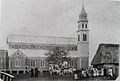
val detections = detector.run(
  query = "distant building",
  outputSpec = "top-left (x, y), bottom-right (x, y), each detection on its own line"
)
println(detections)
top-left (0, 50), bottom-right (9, 71)
top-left (0, 4), bottom-right (90, 74)
top-left (91, 43), bottom-right (119, 76)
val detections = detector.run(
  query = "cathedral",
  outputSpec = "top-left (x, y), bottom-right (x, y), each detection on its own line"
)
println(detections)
top-left (0, 4), bottom-right (90, 74)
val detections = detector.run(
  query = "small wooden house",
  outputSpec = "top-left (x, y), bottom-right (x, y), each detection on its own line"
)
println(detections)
top-left (91, 43), bottom-right (119, 76)
top-left (9, 49), bottom-right (27, 74)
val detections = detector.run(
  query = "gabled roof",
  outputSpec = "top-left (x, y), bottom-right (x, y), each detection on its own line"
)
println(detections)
top-left (91, 43), bottom-right (119, 65)
top-left (7, 35), bottom-right (77, 45)
top-left (8, 49), bottom-right (47, 57)
top-left (9, 49), bottom-right (27, 57)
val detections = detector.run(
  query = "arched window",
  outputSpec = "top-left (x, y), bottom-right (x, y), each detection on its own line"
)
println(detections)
top-left (78, 34), bottom-right (80, 41)
top-left (83, 34), bottom-right (87, 41)
top-left (85, 24), bottom-right (87, 28)
top-left (30, 60), bottom-right (36, 67)
top-left (15, 58), bottom-right (21, 67)
top-left (41, 60), bottom-right (45, 67)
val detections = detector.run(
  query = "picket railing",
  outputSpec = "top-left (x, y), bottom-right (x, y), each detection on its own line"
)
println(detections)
top-left (0, 71), bottom-right (14, 81)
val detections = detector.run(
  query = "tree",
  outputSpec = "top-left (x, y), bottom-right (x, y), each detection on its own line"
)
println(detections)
top-left (45, 46), bottom-right (71, 65)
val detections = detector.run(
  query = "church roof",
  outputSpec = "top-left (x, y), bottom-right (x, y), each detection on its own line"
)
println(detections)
top-left (9, 49), bottom-right (27, 57)
top-left (7, 35), bottom-right (77, 45)
top-left (91, 43), bottom-right (119, 65)
top-left (8, 49), bottom-right (78, 58)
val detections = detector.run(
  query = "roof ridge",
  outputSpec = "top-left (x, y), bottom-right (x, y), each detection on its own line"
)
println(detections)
top-left (8, 34), bottom-right (77, 39)
top-left (100, 43), bottom-right (119, 45)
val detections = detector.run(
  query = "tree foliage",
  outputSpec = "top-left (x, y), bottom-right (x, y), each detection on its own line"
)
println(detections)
top-left (45, 46), bottom-right (71, 65)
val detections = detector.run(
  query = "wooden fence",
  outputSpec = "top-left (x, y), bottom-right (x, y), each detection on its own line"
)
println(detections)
top-left (0, 71), bottom-right (14, 81)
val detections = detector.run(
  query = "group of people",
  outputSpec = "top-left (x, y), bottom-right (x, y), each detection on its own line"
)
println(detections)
top-left (30, 67), bottom-right (39, 77)
top-left (73, 67), bottom-right (116, 80)
top-left (28, 65), bottom-right (118, 80)
top-left (48, 64), bottom-right (76, 75)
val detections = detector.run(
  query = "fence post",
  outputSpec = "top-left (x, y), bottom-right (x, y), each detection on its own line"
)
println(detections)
top-left (9, 78), bottom-right (12, 81)
top-left (1, 73), bottom-right (3, 79)
top-left (3, 74), bottom-right (5, 81)
top-left (6, 76), bottom-right (8, 81)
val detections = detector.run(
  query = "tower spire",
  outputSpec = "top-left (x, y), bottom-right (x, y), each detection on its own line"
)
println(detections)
top-left (78, 0), bottom-right (88, 22)
top-left (81, 0), bottom-right (86, 14)
top-left (82, 0), bottom-right (84, 8)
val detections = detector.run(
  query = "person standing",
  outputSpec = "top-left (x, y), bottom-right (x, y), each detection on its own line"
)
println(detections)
top-left (30, 67), bottom-right (34, 77)
top-left (79, 69), bottom-right (82, 80)
top-left (109, 67), bottom-right (113, 77)
top-left (35, 67), bottom-right (39, 77)
top-left (101, 68), bottom-right (104, 76)
top-left (74, 70), bottom-right (78, 80)
top-left (104, 67), bottom-right (107, 76)
top-left (91, 69), bottom-right (94, 77)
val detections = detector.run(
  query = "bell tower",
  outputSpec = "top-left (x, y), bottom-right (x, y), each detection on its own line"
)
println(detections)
top-left (77, 0), bottom-right (89, 69)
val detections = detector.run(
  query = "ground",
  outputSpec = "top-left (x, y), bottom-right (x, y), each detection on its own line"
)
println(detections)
top-left (13, 74), bottom-right (116, 81)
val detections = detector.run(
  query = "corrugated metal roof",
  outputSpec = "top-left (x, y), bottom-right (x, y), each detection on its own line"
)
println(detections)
top-left (91, 43), bottom-right (119, 65)
top-left (7, 35), bottom-right (77, 45)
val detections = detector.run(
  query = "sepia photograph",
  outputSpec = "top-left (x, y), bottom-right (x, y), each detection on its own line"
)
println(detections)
top-left (0, 0), bottom-right (120, 81)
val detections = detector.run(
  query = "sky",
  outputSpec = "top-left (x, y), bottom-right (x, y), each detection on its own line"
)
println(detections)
top-left (0, 0), bottom-right (120, 63)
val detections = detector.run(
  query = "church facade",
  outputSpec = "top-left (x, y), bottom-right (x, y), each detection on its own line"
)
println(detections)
top-left (0, 5), bottom-right (90, 74)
